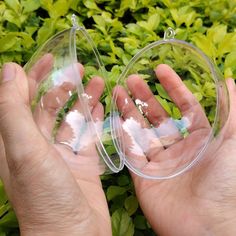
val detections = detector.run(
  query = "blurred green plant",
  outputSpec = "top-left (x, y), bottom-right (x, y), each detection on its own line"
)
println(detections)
top-left (0, 0), bottom-right (236, 235)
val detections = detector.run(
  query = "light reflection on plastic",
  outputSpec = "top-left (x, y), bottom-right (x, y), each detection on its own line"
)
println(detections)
top-left (121, 116), bottom-right (191, 156)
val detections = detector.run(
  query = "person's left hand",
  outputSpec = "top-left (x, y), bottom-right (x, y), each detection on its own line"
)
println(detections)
top-left (0, 62), bottom-right (111, 236)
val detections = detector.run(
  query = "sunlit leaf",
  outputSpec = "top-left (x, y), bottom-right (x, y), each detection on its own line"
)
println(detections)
top-left (112, 209), bottom-right (134, 236)
top-left (5, 0), bottom-right (21, 13)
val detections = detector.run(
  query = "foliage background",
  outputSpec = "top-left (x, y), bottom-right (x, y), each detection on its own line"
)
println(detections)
top-left (0, 0), bottom-right (235, 235)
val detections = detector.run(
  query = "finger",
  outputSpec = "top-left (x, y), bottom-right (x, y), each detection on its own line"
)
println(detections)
top-left (33, 63), bottom-right (85, 139)
top-left (126, 75), bottom-right (182, 148)
top-left (92, 101), bottom-right (104, 121)
top-left (28, 54), bottom-right (54, 82)
top-left (65, 102), bottom-right (104, 156)
top-left (226, 78), bottom-right (236, 114)
top-left (155, 64), bottom-right (199, 113)
top-left (52, 63), bottom-right (84, 88)
top-left (38, 63), bottom-right (84, 114)
top-left (86, 76), bottom-right (105, 109)
top-left (113, 85), bottom-right (148, 128)
top-left (79, 102), bottom-right (104, 156)
top-left (0, 63), bottom-right (49, 174)
top-left (224, 78), bottom-right (236, 136)
top-left (27, 53), bottom-right (54, 101)
top-left (73, 76), bottom-right (105, 113)
top-left (54, 77), bottom-right (105, 144)
top-left (155, 64), bottom-right (210, 131)
top-left (126, 74), bottom-right (168, 126)
top-left (55, 103), bottom-right (105, 177)
top-left (113, 86), bottom-right (163, 162)
top-left (118, 117), bottom-right (149, 168)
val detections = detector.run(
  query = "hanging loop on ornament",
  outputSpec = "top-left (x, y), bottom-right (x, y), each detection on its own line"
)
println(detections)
top-left (71, 14), bottom-right (83, 30)
top-left (164, 27), bottom-right (176, 40)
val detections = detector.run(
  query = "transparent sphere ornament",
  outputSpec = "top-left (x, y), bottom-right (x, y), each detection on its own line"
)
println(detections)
top-left (24, 15), bottom-right (123, 177)
top-left (24, 15), bottom-right (229, 180)
top-left (111, 27), bottom-right (229, 179)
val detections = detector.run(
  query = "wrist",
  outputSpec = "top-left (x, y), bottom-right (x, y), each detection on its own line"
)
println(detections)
top-left (193, 205), bottom-right (236, 236)
top-left (20, 224), bottom-right (96, 236)
top-left (18, 208), bottom-right (92, 236)
top-left (20, 222), bottom-right (91, 236)
top-left (206, 216), bottom-right (236, 235)
top-left (19, 212), bottom-right (112, 236)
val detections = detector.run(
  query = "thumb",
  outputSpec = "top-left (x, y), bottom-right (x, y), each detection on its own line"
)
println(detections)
top-left (0, 63), bottom-right (48, 173)
top-left (225, 78), bottom-right (236, 135)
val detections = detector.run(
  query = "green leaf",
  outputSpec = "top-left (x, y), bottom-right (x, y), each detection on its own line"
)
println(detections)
top-left (117, 0), bottom-right (137, 17)
top-left (51, 0), bottom-right (71, 18)
top-left (36, 18), bottom-right (56, 46)
top-left (170, 9), bottom-right (179, 26)
top-left (117, 175), bottom-right (130, 186)
top-left (147, 13), bottom-right (160, 31)
top-left (39, 0), bottom-right (53, 11)
top-left (107, 186), bottom-right (127, 201)
top-left (172, 106), bottom-right (181, 119)
top-left (155, 96), bottom-right (172, 115)
top-left (83, 0), bottom-right (101, 11)
top-left (25, 26), bottom-right (39, 36)
top-left (0, 35), bottom-right (17, 53)
top-left (0, 211), bottom-right (18, 228)
top-left (112, 208), bottom-right (134, 236)
top-left (3, 9), bottom-right (21, 28)
top-left (185, 11), bottom-right (198, 27)
top-left (224, 67), bottom-right (233, 78)
top-left (93, 15), bottom-right (106, 29)
top-left (0, 182), bottom-right (7, 206)
top-left (155, 84), bottom-right (171, 100)
top-left (193, 92), bottom-right (203, 102)
top-left (217, 33), bottom-right (236, 57)
top-left (224, 51), bottom-right (236, 77)
top-left (124, 196), bottom-right (139, 216)
top-left (191, 33), bottom-right (217, 58)
top-left (134, 215), bottom-right (147, 230)
top-left (207, 24), bottom-right (227, 44)
top-left (5, 0), bottom-right (21, 13)
top-left (225, 51), bottom-right (236, 69)
top-left (22, 0), bottom-right (41, 13)
top-left (10, 32), bottom-right (35, 48)
top-left (170, 7), bottom-right (197, 27)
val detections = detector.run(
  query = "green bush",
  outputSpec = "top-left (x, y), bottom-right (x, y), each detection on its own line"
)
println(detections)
top-left (0, 0), bottom-right (235, 235)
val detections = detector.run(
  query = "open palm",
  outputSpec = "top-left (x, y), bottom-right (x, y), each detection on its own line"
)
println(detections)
top-left (0, 57), bottom-right (111, 235)
top-left (114, 64), bottom-right (236, 235)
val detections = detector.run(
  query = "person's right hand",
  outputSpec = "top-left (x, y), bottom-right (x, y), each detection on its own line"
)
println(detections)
top-left (114, 64), bottom-right (236, 235)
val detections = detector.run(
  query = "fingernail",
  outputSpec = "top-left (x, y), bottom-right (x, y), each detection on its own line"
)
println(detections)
top-left (2, 63), bottom-right (16, 82)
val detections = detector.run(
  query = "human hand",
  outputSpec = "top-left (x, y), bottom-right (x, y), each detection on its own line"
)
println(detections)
top-left (0, 61), bottom-right (111, 236)
top-left (114, 64), bottom-right (236, 235)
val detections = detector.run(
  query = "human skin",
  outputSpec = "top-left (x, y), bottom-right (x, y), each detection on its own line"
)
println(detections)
top-left (0, 62), bottom-right (112, 236)
top-left (1, 61), bottom-right (236, 236)
top-left (114, 64), bottom-right (236, 235)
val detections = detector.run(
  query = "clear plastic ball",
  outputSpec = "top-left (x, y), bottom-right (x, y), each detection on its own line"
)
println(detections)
top-left (111, 36), bottom-right (229, 179)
